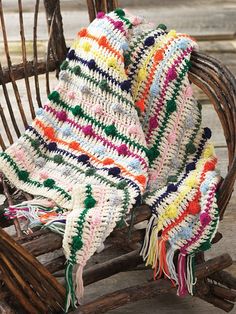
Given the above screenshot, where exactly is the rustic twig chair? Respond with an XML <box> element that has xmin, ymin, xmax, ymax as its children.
<box><xmin>0</xmin><ymin>1</ymin><xmax>236</xmax><ymax>313</ymax></box>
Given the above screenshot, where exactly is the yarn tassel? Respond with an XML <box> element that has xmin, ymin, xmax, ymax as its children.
<box><xmin>146</xmin><ymin>224</ymin><xmax>159</xmax><ymax>268</ymax></box>
<box><xmin>140</xmin><ymin>214</ymin><xmax>156</xmax><ymax>260</ymax></box>
<box><xmin>65</xmin><ymin>262</ymin><xmax>77</xmax><ymax>312</ymax></box>
<box><xmin>43</xmin><ymin>221</ymin><xmax>66</xmax><ymax>235</ymax></box>
<box><xmin>156</xmin><ymin>239</ymin><xmax>176</xmax><ymax>287</ymax></box>
<box><xmin>177</xmin><ymin>253</ymin><xmax>188</xmax><ymax>296</ymax></box>
<box><xmin>75</xmin><ymin>264</ymin><xmax>85</xmax><ymax>304</ymax></box>
<box><xmin>166</xmin><ymin>248</ymin><xmax>178</xmax><ymax>285</ymax></box>
<box><xmin>5</xmin><ymin>198</ymin><xmax>56</xmax><ymax>227</ymax></box>
<box><xmin>155</xmin><ymin>238</ymin><xmax>167</xmax><ymax>279</ymax></box>
<box><xmin>186</xmin><ymin>254</ymin><xmax>197</xmax><ymax>295</ymax></box>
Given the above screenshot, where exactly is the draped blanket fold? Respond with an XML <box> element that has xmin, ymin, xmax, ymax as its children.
<box><xmin>0</xmin><ymin>8</ymin><xmax>221</xmax><ymax>311</ymax></box>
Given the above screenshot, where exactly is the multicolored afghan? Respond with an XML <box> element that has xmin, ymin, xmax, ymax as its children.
<box><xmin>0</xmin><ymin>9</ymin><xmax>221</xmax><ymax>311</ymax></box>
<box><xmin>126</xmin><ymin>20</ymin><xmax>221</xmax><ymax>296</ymax></box>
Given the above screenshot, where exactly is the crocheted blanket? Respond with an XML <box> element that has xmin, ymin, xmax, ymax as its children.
<box><xmin>0</xmin><ymin>9</ymin><xmax>221</xmax><ymax>311</ymax></box>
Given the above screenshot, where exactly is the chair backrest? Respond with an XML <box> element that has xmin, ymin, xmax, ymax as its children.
<box><xmin>0</xmin><ymin>0</ymin><xmax>67</xmax><ymax>150</ymax></box>
<box><xmin>0</xmin><ymin>0</ymin><xmax>118</xmax><ymax>151</ymax></box>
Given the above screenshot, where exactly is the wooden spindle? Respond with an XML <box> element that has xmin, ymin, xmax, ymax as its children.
<box><xmin>18</xmin><ymin>0</ymin><xmax>36</xmax><ymax>120</ymax></box>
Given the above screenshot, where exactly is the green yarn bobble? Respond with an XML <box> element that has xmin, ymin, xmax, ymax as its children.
<box><xmin>167</xmin><ymin>175</ymin><xmax>178</xmax><ymax>183</ymax></box>
<box><xmin>31</xmin><ymin>139</ymin><xmax>40</xmax><ymax>149</ymax></box>
<box><xmin>147</xmin><ymin>147</ymin><xmax>160</xmax><ymax>161</ymax></box>
<box><xmin>166</xmin><ymin>99</ymin><xmax>176</xmax><ymax>114</ymax></box>
<box><xmin>48</xmin><ymin>90</ymin><xmax>60</xmax><ymax>102</ymax></box>
<box><xmin>60</xmin><ymin>60</ymin><xmax>69</xmax><ymax>71</ymax></box>
<box><xmin>99</xmin><ymin>79</ymin><xmax>109</xmax><ymax>91</ymax></box>
<box><xmin>197</xmin><ymin>101</ymin><xmax>202</xmax><ymax>111</ymax></box>
<box><xmin>114</xmin><ymin>8</ymin><xmax>125</xmax><ymax>17</ymax></box>
<box><xmin>43</xmin><ymin>178</ymin><xmax>55</xmax><ymax>188</ymax></box>
<box><xmin>72</xmin><ymin>237</ymin><xmax>83</xmax><ymax>251</ymax></box>
<box><xmin>72</xmin><ymin>65</ymin><xmax>81</xmax><ymax>75</ymax></box>
<box><xmin>117</xmin><ymin>180</ymin><xmax>127</xmax><ymax>189</ymax></box>
<box><xmin>84</xmin><ymin>195</ymin><xmax>96</xmax><ymax>208</ymax></box>
<box><xmin>85</xmin><ymin>168</ymin><xmax>96</xmax><ymax>176</ymax></box>
<box><xmin>72</xmin><ymin>105</ymin><xmax>83</xmax><ymax>117</ymax></box>
<box><xmin>53</xmin><ymin>155</ymin><xmax>63</xmax><ymax>164</ymax></box>
<box><xmin>186</xmin><ymin>142</ymin><xmax>196</xmax><ymax>154</ymax></box>
<box><xmin>18</xmin><ymin>170</ymin><xmax>29</xmax><ymax>182</ymax></box>
<box><xmin>124</xmin><ymin>53</ymin><xmax>131</xmax><ymax>67</ymax></box>
<box><xmin>157</xmin><ymin>23</ymin><xmax>167</xmax><ymax>31</ymax></box>
<box><xmin>104</xmin><ymin>124</ymin><xmax>117</xmax><ymax>136</ymax></box>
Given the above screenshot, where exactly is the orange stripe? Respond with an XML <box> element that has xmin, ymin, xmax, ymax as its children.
<box><xmin>78</xmin><ymin>28</ymin><xmax>123</xmax><ymax>61</ymax></box>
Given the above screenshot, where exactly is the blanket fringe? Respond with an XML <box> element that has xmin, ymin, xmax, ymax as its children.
<box><xmin>75</xmin><ymin>264</ymin><xmax>85</xmax><ymax>304</ymax></box>
<box><xmin>141</xmin><ymin>215</ymin><xmax>197</xmax><ymax>295</ymax></box>
<box><xmin>4</xmin><ymin>198</ymin><xmax>66</xmax><ymax>234</ymax></box>
<box><xmin>65</xmin><ymin>262</ymin><xmax>77</xmax><ymax>312</ymax></box>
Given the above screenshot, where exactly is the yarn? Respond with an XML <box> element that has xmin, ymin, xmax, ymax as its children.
<box><xmin>57</xmin><ymin>110</ymin><xmax>67</xmax><ymax>121</ymax></box>
<box><xmin>157</xmin><ymin>23</ymin><xmax>167</xmax><ymax>31</ymax></box>
<box><xmin>200</xmin><ymin>212</ymin><xmax>211</xmax><ymax>226</ymax></box>
<box><xmin>117</xmin><ymin>144</ymin><xmax>128</xmax><ymax>155</ymax></box>
<box><xmin>77</xmin><ymin>154</ymin><xmax>89</xmax><ymax>163</ymax></box>
<box><xmin>108</xmin><ymin>167</ymin><xmax>121</xmax><ymax>176</ymax></box>
<box><xmin>82</xmin><ymin>125</ymin><xmax>93</xmax><ymax>136</ymax></box>
<box><xmin>0</xmin><ymin>10</ymin><xmax>220</xmax><ymax>312</ymax></box>
<box><xmin>48</xmin><ymin>142</ymin><xmax>57</xmax><ymax>152</ymax></box>
<box><xmin>186</xmin><ymin>142</ymin><xmax>196</xmax><ymax>154</ymax></box>
<box><xmin>166</xmin><ymin>99</ymin><xmax>177</xmax><ymax>113</ymax></box>
<box><xmin>43</xmin><ymin>178</ymin><xmax>55</xmax><ymax>188</ymax></box>
<box><xmin>84</xmin><ymin>196</ymin><xmax>96</xmax><ymax>208</ymax></box>
<box><xmin>114</xmin><ymin>8</ymin><xmax>125</xmax><ymax>17</ymax></box>
<box><xmin>18</xmin><ymin>170</ymin><xmax>29</xmax><ymax>182</ymax></box>
<box><xmin>104</xmin><ymin>124</ymin><xmax>117</xmax><ymax>136</ymax></box>
<box><xmin>97</xmin><ymin>11</ymin><xmax>105</xmax><ymax>19</ymax></box>
<box><xmin>144</xmin><ymin>36</ymin><xmax>155</xmax><ymax>47</ymax></box>
<box><xmin>72</xmin><ymin>105</ymin><xmax>83</xmax><ymax>117</ymax></box>
<box><xmin>167</xmin><ymin>184</ymin><xmax>177</xmax><ymax>192</ymax></box>
<box><xmin>48</xmin><ymin>91</ymin><xmax>60</xmax><ymax>102</ymax></box>
<box><xmin>72</xmin><ymin>66</ymin><xmax>81</xmax><ymax>75</ymax></box>
<box><xmin>186</xmin><ymin>162</ymin><xmax>196</xmax><ymax>172</ymax></box>
<box><xmin>88</xmin><ymin>59</ymin><xmax>96</xmax><ymax>70</ymax></box>
<box><xmin>99</xmin><ymin>79</ymin><xmax>109</xmax><ymax>91</ymax></box>
<box><xmin>120</xmin><ymin>80</ymin><xmax>131</xmax><ymax>92</ymax></box>
<box><xmin>60</xmin><ymin>60</ymin><xmax>68</xmax><ymax>70</ymax></box>
<box><xmin>54</xmin><ymin>155</ymin><xmax>63</xmax><ymax>164</ymax></box>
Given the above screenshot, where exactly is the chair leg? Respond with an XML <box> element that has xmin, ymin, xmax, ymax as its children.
<box><xmin>0</xmin><ymin>227</ymin><xmax>65</xmax><ymax>313</ymax></box>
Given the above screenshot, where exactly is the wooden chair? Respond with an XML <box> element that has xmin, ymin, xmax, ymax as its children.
<box><xmin>0</xmin><ymin>1</ymin><xmax>236</xmax><ymax>313</ymax></box>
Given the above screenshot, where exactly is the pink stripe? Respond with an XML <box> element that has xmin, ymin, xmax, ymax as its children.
<box><xmin>177</xmin><ymin>253</ymin><xmax>188</xmax><ymax>296</ymax></box>
<box><xmin>105</xmin><ymin>16</ymin><xmax>127</xmax><ymax>34</ymax></box>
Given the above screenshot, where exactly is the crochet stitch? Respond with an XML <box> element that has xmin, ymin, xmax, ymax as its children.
<box><xmin>0</xmin><ymin>9</ymin><xmax>221</xmax><ymax>311</ymax></box>
<box><xmin>125</xmin><ymin>20</ymin><xmax>221</xmax><ymax>296</ymax></box>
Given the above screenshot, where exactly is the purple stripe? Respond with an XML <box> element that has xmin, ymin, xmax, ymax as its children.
<box><xmin>105</xmin><ymin>15</ymin><xmax>127</xmax><ymax>34</ymax></box>
<box><xmin>147</xmin><ymin>47</ymin><xmax>193</xmax><ymax>144</ymax></box>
